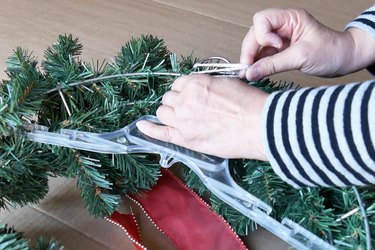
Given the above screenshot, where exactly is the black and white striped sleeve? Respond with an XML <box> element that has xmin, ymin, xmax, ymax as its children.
<box><xmin>346</xmin><ymin>4</ymin><xmax>375</xmax><ymax>74</ymax></box>
<box><xmin>346</xmin><ymin>4</ymin><xmax>375</xmax><ymax>38</ymax></box>
<box><xmin>262</xmin><ymin>80</ymin><xmax>375</xmax><ymax>188</ymax></box>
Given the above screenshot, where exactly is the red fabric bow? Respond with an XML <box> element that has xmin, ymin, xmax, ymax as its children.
<box><xmin>109</xmin><ymin>169</ymin><xmax>247</xmax><ymax>250</ymax></box>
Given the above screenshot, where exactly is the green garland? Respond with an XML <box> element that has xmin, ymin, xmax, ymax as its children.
<box><xmin>0</xmin><ymin>34</ymin><xmax>373</xmax><ymax>249</ymax></box>
<box><xmin>0</xmin><ymin>224</ymin><xmax>62</xmax><ymax>250</ymax></box>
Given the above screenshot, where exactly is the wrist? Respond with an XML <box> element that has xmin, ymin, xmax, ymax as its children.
<box><xmin>343</xmin><ymin>28</ymin><xmax>375</xmax><ymax>74</ymax></box>
<box><xmin>246</xmin><ymin>89</ymin><xmax>269</xmax><ymax>161</ymax></box>
<box><xmin>257</xmin><ymin>92</ymin><xmax>269</xmax><ymax>161</ymax></box>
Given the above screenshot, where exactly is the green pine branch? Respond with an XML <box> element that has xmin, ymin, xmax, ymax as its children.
<box><xmin>0</xmin><ymin>33</ymin><xmax>373</xmax><ymax>249</ymax></box>
<box><xmin>0</xmin><ymin>135</ymin><xmax>50</xmax><ymax>209</ymax></box>
<box><xmin>0</xmin><ymin>224</ymin><xmax>63</xmax><ymax>250</ymax></box>
<box><xmin>210</xmin><ymin>195</ymin><xmax>256</xmax><ymax>235</ymax></box>
<box><xmin>34</xmin><ymin>237</ymin><xmax>63</xmax><ymax>250</ymax></box>
<box><xmin>0</xmin><ymin>224</ymin><xmax>28</xmax><ymax>250</ymax></box>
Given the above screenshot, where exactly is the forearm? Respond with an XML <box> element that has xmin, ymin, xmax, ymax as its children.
<box><xmin>345</xmin><ymin>4</ymin><xmax>375</xmax><ymax>74</ymax></box>
<box><xmin>262</xmin><ymin>80</ymin><xmax>375</xmax><ymax>188</ymax></box>
<box><xmin>346</xmin><ymin>4</ymin><xmax>375</xmax><ymax>39</ymax></box>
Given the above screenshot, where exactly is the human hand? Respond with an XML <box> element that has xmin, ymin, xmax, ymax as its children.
<box><xmin>136</xmin><ymin>75</ymin><xmax>269</xmax><ymax>161</ymax></box>
<box><xmin>240</xmin><ymin>8</ymin><xmax>374</xmax><ymax>80</ymax></box>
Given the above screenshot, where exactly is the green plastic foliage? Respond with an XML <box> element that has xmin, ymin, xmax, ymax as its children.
<box><xmin>0</xmin><ymin>135</ymin><xmax>50</xmax><ymax>209</ymax></box>
<box><xmin>0</xmin><ymin>224</ymin><xmax>29</xmax><ymax>250</ymax></box>
<box><xmin>34</xmin><ymin>237</ymin><xmax>63</xmax><ymax>250</ymax></box>
<box><xmin>114</xmin><ymin>34</ymin><xmax>171</xmax><ymax>72</ymax></box>
<box><xmin>0</xmin><ymin>34</ymin><xmax>177</xmax><ymax>218</ymax></box>
<box><xmin>0</xmin><ymin>48</ymin><xmax>49</xmax><ymax>136</ymax></box>
<box><xmin>0</xmin><ymin>34</ymin><xmax>373</xmax><ymax>249</ymax></box>
<box><xmin>0</xmin><ymin>224</ymin><xmax>63</xmax><ymax>250</ymax></box>
<box><xmin>43</xmin><ymin>34</ymin><xmax>87</xmax><ymax>84</ymax></box>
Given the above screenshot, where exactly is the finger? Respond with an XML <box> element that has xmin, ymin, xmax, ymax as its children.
<box><xmin>162</xmin><ymin>90</ymin><xmax>180</xmax><ymax>107</ymax></box>
<box><xmin>252</xmin><ymin>9</ymin><xmax>286</xmax><ymax>48</ymax></box>
<box><xmin>255</xmin><ymin>46</ymin><xmax>279</xmax><ymax>61</ymax></box>
<box><xmin>172</xmin><ymin>74</ymin><xmax>211</xmax><ymax>91</ymax></box>
<box><xmin>241</xmin><ymin>8</ymin><xmax>295</xmax><ymax>69</ymax></box>
<box><xmin>245</xmin><ymin>46</ymin><xmax>301</xmax><ymax>80</ymax></box>
<box><xmin>156</xmin><ymin>105</ymin><xmax>176</xmax><ymax>127</ymax></box>
<box><xmin>136</xmin><ymin>120</ymin><xmax>185</xmax><ymax>146</ymax></box>
<box><xmin>255</xmin><ymin>37</ymin><xmax>290</xmax><ymax>60</ymax></box>
<box><xmin>240</xmin><ymin>26</ymin><xmax>259</xmax><ymax>66</ymax></box>
<box><xmin>240</xmin><ymin>27</ymin><xmax>260</xmax><ymax>78</ymax></box>
<box><xmin>171</xmin><ymin>75</ymin><xmax>191</xmax><ymax>92</ymax></box>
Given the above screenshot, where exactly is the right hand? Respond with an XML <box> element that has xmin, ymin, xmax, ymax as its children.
<box><xmin>240</xmin><ymin>8</ymin><xmax>375</xmax><ymax>80</ymax></box>
<box><xmin>137</xmin><ymin>75</ymin><xmax>269</xmax><ymax>161</ymax></box>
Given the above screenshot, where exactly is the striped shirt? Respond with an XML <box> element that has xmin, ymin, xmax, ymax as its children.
<box><xmin>263</xmin><ymin>6</ymin><xmax>375</xmax><ymax>188</ymax></box>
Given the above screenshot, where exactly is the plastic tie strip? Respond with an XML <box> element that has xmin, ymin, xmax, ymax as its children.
<box><xmin>25</xmin><ymin>115</ymin><xmax>337</xmax><ymax>250</ymax></box>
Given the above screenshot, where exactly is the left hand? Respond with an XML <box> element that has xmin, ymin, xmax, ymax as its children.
<box><xmin>136</xmin><ymin>75</ymin><xmax>269</xmax><ymax>160</ymax></box>
<box><xmin>239</xmin><ymin>8</ymin><xmax>372</xmax><ymax>80</ymax></box>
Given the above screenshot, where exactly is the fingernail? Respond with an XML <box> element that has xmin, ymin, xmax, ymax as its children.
<box><xmin>250</xmin><ymin>66</ymin><xmax>261</xmax><ymax>80</ymax></box>
<box><xmin>136</xmin><ymin>121</ymin><xmax>147</xmax><ymax>132</ymax></box>
<box><xmin>239</xmin><ymin>69</ymin><xmax>246</xmax><ymax>78</ymax></box>
<box><xmin>267</xmin><ymin>34</ymin><xmax>282</xmax><ymax>49</ymax></box>
<box><xmin>271</xmin><ymin>40</ymin><xmax>282</xmax><ymax>49</ymax></box>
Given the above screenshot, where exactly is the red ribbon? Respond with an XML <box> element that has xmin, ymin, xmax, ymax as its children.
<box><xmin>110</xmin><ymin>169</ymin><xmax>247</xmax><ymax>250</ymax></box>
<box><xmin>108</xmin><ymin>211</ymin><xmax>145</xmax><ymax>250</ymax></box>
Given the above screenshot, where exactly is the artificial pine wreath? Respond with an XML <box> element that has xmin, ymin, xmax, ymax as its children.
<box><xmin>0</xmin><ymin>34</ymin><xmax>374</xmax><ymax>249</ymax></box>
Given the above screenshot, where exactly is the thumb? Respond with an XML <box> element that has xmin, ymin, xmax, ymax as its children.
<box><xmin>257</xmin><ymin>31</ymin><xmax>283</xmax><ymax>49</ymax></box>
<box><xmin>245</xmin><ymin>46</ymin><xmax>301</xmax><ymax>80</ymax></box>
<box><xmin>252</xmin><ymin>8</ymin><xmax>290</xmax><ymax>49</ymax></box>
